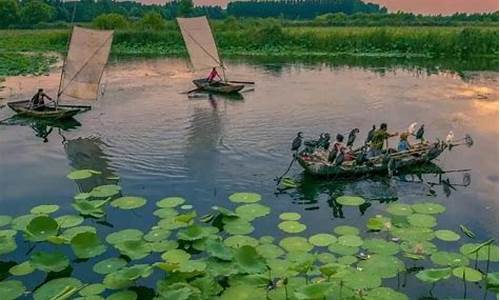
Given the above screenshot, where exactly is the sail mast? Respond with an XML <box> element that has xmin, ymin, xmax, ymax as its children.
<box><xmin>56</xmin><ymin>2</ymin><xmax>77</xmax><ymax>108</ymax></box>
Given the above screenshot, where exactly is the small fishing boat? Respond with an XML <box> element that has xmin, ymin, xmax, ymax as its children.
<box><xmin>8</xmin><ymin>100</ymin><xmax>90</xmax><ymax>120</ymax></box>
<box><xmin>192</xmin><ymin>79</ymin><xmax>244</xmax><ymax>94</ymax></box>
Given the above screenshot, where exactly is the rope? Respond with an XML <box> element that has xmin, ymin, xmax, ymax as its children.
<box><xmin>182</xmin><ymin>26</ymin><xmax>223</xmax><ymax>70</ymax></box>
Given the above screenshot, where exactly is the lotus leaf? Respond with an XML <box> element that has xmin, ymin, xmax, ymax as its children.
<box><xmin>61</xmin><ymin>225</ymin><xmax>96</xmax><ymax>240</ymax></box>
<box><xmin>338</xmin><ymin>255</ymin><xmax>357</xmax><ymax>265</ymax></box>
<box><xmin>367</xmin><ymin>215</ymin><xmax>392</xmax><ymax>231</ymax></box>
<box><xmin>106</xmin><ymin>229</ymin><xmax>143</xmax><ymax>244</ymax></box>
<box><xmin>55</xmin><ymin>215</ymin><xmax>84</xmax><ymax>228</ymax></box>
<box><xmin>177</xmin><ymin>259</ymin><xmax>207</xmax><ymax>273</ymax></box>
<box><xmin>74</xmin><ymin>193</ymin><xmax>91</xmax><ymax>200</ymax></box>
<box><xmin>317</xmin><ymin>252</ymin><xmax>337</xmax><ymax>264</ymax></box>
<box><xmin>343</xmin><ymin>270</ymin><xmax>382</xmax><ymax>289</ymax></box>
<box><xmin>177</xmin><ymin>224</ymin><xmax>211</xmax><ymax>240</ymax></box>
<box><xmin>487</xmin><ymin>272</ymin><xmax>499</xmax><ymax>291</ymax></box>
<box><xmin>365</xmin><ymin>287</ymin><xmax>409</xmax><ymax>300</ymax></box>
<box><xmin>235</xmin><ymin>203</ymin><xmax>270</xmax><ymax>220</ymax></box>
<box><xmin>0</xmin><ymin>235</ymin><xmax>17</xmax><ymax>255</ymax></box>
<box><xmin>435</xmin><ymin>229</ymin><xmax>461</xmax><ymax>241</ymax></box>
<box><xmin>107</xmin><ymin>290</ymin><xmax>137</xmax><ymax>300</ymax></box>
<box><xmin>9</xmin><ymin>261</ymin><xmax>34</xmax><ymax>276</ymax></box>
<box><xmin>33</xmin><ymin>277</ymin><xmax>82</xmax><ymax>300</ymax></box>
<box><xmin>460</xmin><ymin>243</ymin><xmax>499</xmax><ymax>261</ymax></box>
<box><xmin>151</xmin><ymin>240</ymin><xmax>179</xmax><ymax>252</ymax></box>
<box><xmin>115</xmin><ymin>240</ymin><xmax>151</xmax><ymax>260</ymax></box>
<box><xmin>401</xmin><ymin>241</ymin><xmax>437</xmax><ymax>256</ymax></box>
<box><xmin>411</xmin><ymin>202</ymin><xmax>446</xmax><ymax>214</ymax></box>
<box><xmin>224</xmin><ymin>235</ymin><xmax>259</xmax><ymax>248</ymax></box>
<box><xmin>416</xmin><ymin>268</ymin><xmax>451</xmax><ymax>283</ymax></box>
<box><xmin>334</xmin><ymin>225</ymin><xmax>360</xmax><ymax>236</ymax></box>
<box><xmin>79</xmin><ymin>283</ymin><xmax>105</xmax><ymax>296</ymax></box>
<box><xmin>223</xmin><ymin>219</ymin><xmax>255</xmax><ymax>235</ymax></box>
<box><xmin>336</xmin><ymin>195</ymin><xmax>365</xmax><ymax>206</ymax></box>
<box><xmin>452</xmin><ymin>267</ymin><xmax>483</xmax><ymax>282</ymax></box>
<box><xmin>212</xmin><ymin>206</ymin><xmax>239</xmax><ymax>217</ymax></box>
<box><xmin>67</xmin><ymin>169</ymin><xmax>95</xmax><ymax>180</ymax></box>
<box><xmin>111</xmin><ymin>196</ymin><xmax>146</xmax><ymax>210</ymax></box>
<box><xmin>431</xmin><ymin>251</ymin><xmax>469</xmax><ymax>267</ymax></box>
<box><xmin>0</xmin><ymin>280</ymin><xmax>26</xmax><ymax>300</ymax></box>
<box><xmin>153</xmin><ymin>208</ymin><xmax>179</xmax><ymax>218</ymax></box>
<box><xmin>279</xmin><ymin>212</ymin><xmax>301</xmax><ymax>221</ymax></box>
<box><xmin>90</xmin><ymin>184</ymin><xmax>121</xmax><ymax>198</ymax></box>
<box><xmin>72</xmin><ymin>200</ymin><xmax>106</xmax><ymax>218</ymax></box>
<box><xmin>26</xmin><ymin>215</ymin><xmax>58</xmax><ymax>241</ymax></box>
<box><xmin>362</xmin><ymin>239</ymin><xmax>400</xmax><ymax>255</ymax></box>
<box><xmin>328</xmin><ymin>243</ymin><xmax>359</xmax><ymax>256</ymax></box>
<box><xmin>93</xmin><ymin>258</ymin><xmax>127</xmax><ymax>274</ymax></box>
<box><xmin>308</xmin><ymin>233</ymin><xmax>337</xmax><ymax>247</ymax></box>
<box><xmin>205</xmin><ymin>239</ymin><xmax>233</xmax><ymax>261</ymax></box>
<box><xmin>256</xmin><ymin>243</ymin><xmax>284</xmax><ymax>259</ymax></box>
<box><xmin>391</xmin><ymin>226</ymin><xmax>435</xmax><ymax>242</ymax></box>
<box><xmin>338</xmin><ymin>235</ymin><xmax>363</xmax><ymax>247</ymax></box>
<box><xmin>157</xmin><ymin>197</ymin><xmax>186</xmax><ymax>208</ymax></box>
<box><xmin>30</xmin><ymin>251</ymin><xmax>69</xmax><ymax>272</ymax></box>
<box><xmin>103</xmin><ymin>264</ymin><xmax>152</xmax><ymax>289</ymax></box>
<box><xmin>0</xmin><ymin>215</ymin><xmax>12</xmax><ymax>227</ymax></box>
<box><xmin>294</xmin><ymin>282</ymin><xmax>333</xmax><ymax>300</ymax></box>
<box><xmin>234</xmin><ymin>245</ymin><xmax>267</xmax><ymax>274</ymax></box>
<box><xmin>229</xmin><ymin>192</ymin><xmax>262</xmax><ymax>203</ymax></box>
<box><xmin>407</xmin><ymin>213</ymin><xmax>437</xmax><ymax>228</ymax></box>
<box><xmin>358</xmin><ymin>254</ymin><xmax>405</xmax><ymax>278</ymax></box>
<box><xmin>30</xmin><ymin>204</ymin><xmax>59</xmax><ymax>214</ymax></box>
<box><xmin>71</xmin><ymin>231</ymin><xmax>107</xmax><ymax>259</ymax></box>
<box><xmin>11</xmin><ymin>214</ymin><xmax>35</xmax><ymax>231</ymax></box>
<box><xmin>259</xmin><ymin>236</ymin><xmax>274</xmax><ymax>244</ymax></box>
<box><xmin>191</xmin><ymin>276</ymin><xmax>223</xmax><ymax>298</ymax></box>
<box><xmin>386</xmin><ymin>203</ymin><xmax>413</xmax><ymax>216</ymax></box>
<box><xmin>278</xmin><ymin>221</ymin><xmax>307</xmax><ymax>233</ymax></box>
<box><xmin>219</xmin><ymin>284</ymin><xmax>266</xmax><ymax>300</ymax></box>
<box><xmin>144</xmin><ymin>228</ymin><xmax>170</xmax><ymax>242</ymax></box>
<box><xmin>162</xmin><ymin>249</ymin><xmax>191</xmax><ymax>263</ymax></box>
<box><xmin>279</xmin><ymin>237</ymin><xmax>313</xmax><ymax>253</ymax></box>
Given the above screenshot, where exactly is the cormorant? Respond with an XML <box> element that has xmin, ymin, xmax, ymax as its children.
<box><xmin>334</xmin><ymin>151</ymin><xmax>344</xmax><ymax>166</ymax></box>
<box><xmin>365</xmin><ymin>125</ymin><xmax>376</xmax><ymax>144</ymax></box>
<box><xmin>347</xmin><ymin>128</ymin><xmax>359</xmax><ymax>148</ymax></box>
<box><xmin>291</xmin><ymin>132</ymin><xmax>303</xmax><ymax>152</ymax></box>
<box><xmin>415</xmin><ymin>124</ymin><xmax>425</xmax><ymax>141</ymax></box>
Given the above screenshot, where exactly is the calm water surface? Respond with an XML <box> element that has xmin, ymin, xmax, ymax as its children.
<box><xmin>0</xmin><ymin>58</ymin><xmax>498</xmax><ymax>299</ymax></box>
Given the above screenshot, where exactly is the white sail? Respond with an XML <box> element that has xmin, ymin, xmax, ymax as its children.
<box><xmin>177</xmin><ymin>16</ymin><xmax>222</xmax><ymax>71</ymax></box>
<box><xmin>59</xmin><ymin>26</ymin><xmax>113</xmax><ymax>101</ymax></box>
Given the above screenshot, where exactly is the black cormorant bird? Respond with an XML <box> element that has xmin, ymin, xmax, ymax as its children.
<box><xmin>415</xmin><ymin>124</ymin><xmax>425</xmax><ymax>141</ymax></box>
<box><xmin>365</xmin><ymin>125</ymin><xmax>376</xmax><ymax>145</ymax></box>
<box><xmin>334</xmin><ymin>151</ymin><xmax>344</xmax><ymax>166</ymax></box>
<box><xmin>347</xmin><ymin>128</ymin><xmax>359</xmax><ymax>148</ymax></box>
<box><xmin>291</xmin><ymin>132</ymin><xmax>303</xmax><ymax>152</ymax></box>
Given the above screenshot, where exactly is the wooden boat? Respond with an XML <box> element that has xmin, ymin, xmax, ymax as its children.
<box><xmin>296</xmin><ymin>141</ymin><xmax>447</xmax><ymax>178</ymax></box>
<box><xmin>7</xmin><ymin>100</ymin><xmax>90</xmax><ymax>120</ymax></box>
<box><xmin>193</xmin><ymin>79</ymin><xmax>244</xmax><ymax>94</ymax></box>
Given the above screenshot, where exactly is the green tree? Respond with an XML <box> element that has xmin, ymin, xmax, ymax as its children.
<box><xmin>20</xmin><ymin>0</ymin><xmax>55</xmax><ymax>25</ymax></box>
<box><xmin>0</xmin><ymin>0</ymin><xmax>19</xmax><ymax>28</ymax></box>
<box><xmin>137</xmin><ymin>11</ymin><xmax>166</xmax><ymax>31</ymax></box>
<box><xmin>92</xmin><ymin>13</ymin><xmax>129</xmax><ymax>29</ymax></box>
<box><xmin>178</xmin><ymin>0</ymin><xmax>193</xmax><ymax>17</ymax></box>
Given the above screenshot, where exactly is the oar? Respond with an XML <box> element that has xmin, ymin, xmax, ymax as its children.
<box><xmin>180</xmin><ymin>88</ymin><xmax>202</xmax><ymax>95</ymax></box>
<box><xmin>228</xmin><ymin>80</ymin><xmax>255</xmax><ymax>85</ymax></box>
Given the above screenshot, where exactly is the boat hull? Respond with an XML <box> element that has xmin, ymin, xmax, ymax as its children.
<box><xmin>7</xmin><ymin>100</ymin><xmax>91</xmax><ymax>120</ymax></box>
<box><xmin>193</xmin><ymin>79</ymin><xmax>244</xmax><ymax>94</ymax></box>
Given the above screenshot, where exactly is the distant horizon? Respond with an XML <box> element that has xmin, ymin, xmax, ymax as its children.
<box><xmin>138</xmin><ymin>0</ymin><xmax>498</xmax><ymax>15</ymax></box>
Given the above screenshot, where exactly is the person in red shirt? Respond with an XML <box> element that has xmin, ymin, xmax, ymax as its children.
<box><xmin>207</xmin><ymin>67</ymin><xmax>222</xmax><ymax>83</ymax></box>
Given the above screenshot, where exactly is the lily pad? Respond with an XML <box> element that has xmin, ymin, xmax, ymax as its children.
<box><xmin>435</xmin><ymin>229</ymin><xmax>460</xmax><ymax>241</ymax></box>
<box><xmin>33</xmin><ymin>277</ymin><xmax>82</xmax><ymax>300</ymax></box>
<box><xmin>411</xmin><ymin>202</ymin><xmax>446</xmax><ymax>214</ymax></box>
<box><xmin>144</xmin><ymin>228</ymin><xmax>171</xmax><ymax>242</ymax></box>
<box><xmin>61</xmin><ymin>225</ymin><xmax>96</xmax><ymax>240</ymax></box>
<box><xmin>334</xmin><ymin>225</ymin><xmax>360</xmax><ymax>236</ymax></box>
<box><xmin>362</xmin><ymin>239</ymin><xmax>400</xmax><ymax>255</ymax></box>
<box><xmin>386</xmin><ymin>203</ymin><xmax>413</xmax><ymax>216</ymax></box>
<box><xmin>309</xmin><ymin>233</ymin><xmax>337</xmax><ymax>247</ymax></box>
<box><xmin>328</xmin><ymin>243</ymin><xmax>359</xmax><ymax>256</ymax></box>
<box><xmin>358</xmin><ymin>254</ymin><xmax>405</xmax><ymax>279</ymax></box>
<box><xmin>205</xmin><ymin>239</ymin><xmax>233</xmax><ymax>261</ymax></box>
<box><xmin>106</xmin><ymin>229</ymin><xmax>143</xmax><ymax>245</ymax></box>
<box><xmin>279</xmin><ymin>237</ymin><xmax>313</xmax><ymax>253</ymax></box>
<box><xmin>115</xmin><ymin>240</ymin><xmax>151</xmax><ymax>260</ymax></box>
<box><xmin>235</xmin><ymin>245</ymin><xmax>267</xmax><ymax>274</ymax></box>
<box><xmin>431</xmin><ymin>251</ymin><xmax>469</xmax><ymax>267</ymax></box>
<box><xmin>90</xmin><ymin>184</ymin><xmax>121</xmax><ymax>198</ymax></box>
<box><xmin>111</xmin><ymin>196</ymin><xmax>147</xmax><ymax>210</ymax></box>
<box><xmin>71</xmin><ymin>231</ymin><xmax>107</xmax><ymax>259</ymax></box>
<box><xmin>452</xmin><ymin>267</ymin><xmax>483</xmax><ymax>282</ymax></box>
<box><xmin>0</xmin><ymin>280</ymin><xmax>26</xmax><ymax>300</ymax></box>
<box><xmin>103</xmin><ymin>264</ymin><xmax>152</xmax><ymax>289</ymax></box>
<box><xmin>336</xmin><ymin>195</ymin><xmax>365</xmax><ymax>206</ymax></box>
<box><xmin>177</xmin><ymin>224</ymin><xmax>211</xmax><ymax>241</ymax></box>
<box><xmin>391</xmin><ymin>226</ymin><xmax>435</xmax><ymax>242</ymax></box>
<box><xmin>153</xmin><ymin>208</ymin><xmax>178</xmax><ymax>219</ymax></box>
<box><xmin>79</xmin><ymin>283</ymin><xmax>105</xmax><ymax>296</ymax></box>
<box><xmin>11</xmin><ymin>214</ymin><xmax>35</xmax><ymax>231</ymax></box>
<box><xmin>26</xmin><ymin>215</ymin><xmax>59</xmax><ymax>241</ymax></box>
<box><xmin>162</xmin><ymin>249</ymin><xmax>191</xmax><ymax>263</ymax></box>
<box><xmin>407</xmin><ymin>214</ymin><xmax>437</xmax><ymax>228</ymax></box>
<box><xmin>220</xmin><ymin>285</ymin><xmax>266</xmax><ymax>300</ymax></box>
<box><xmin>224</xmin><ymin>235</ymin><xmax>259</xmax><ymax>248</ymax></box>
<box><xmin>93</xmin><ymin>258</ymin><xmax>127</xmax><ymax>274</ymax></box>
<box><xmin>343</xmin><ymin>270</ymin><xmax>381</xmax><ymax>289</ymax></box>
<box><xmin>365</xmin><ymin>287</ymin><xmax>409</xmax><ymax>300</ymax></box>
<box><xmin>107</xmin><ymin>290</ymin><xmax>137</xmax><ymax>300</ymax></box>
<box><xmin>278</xmin><ymin>221</ymin><xmax>306</xmax><ymax>233</ymax></box>
<box><xmin>157</xmin><ymin>197</ymin><xmax>185</xmax><ymax>208</ymax></box>
<box><xmin>229</xmin><ymin>192</ymin><xmax>262</xmax><ymax>203</ymax></box>
<box><xmin>224</xmin><ymin>219</ymin><xmax>255</xmax><ymax>235</ymax></box>
<box><xmin>367</xmin><ymin>215</ymin><xmax>392</xmax><ymax>231</ymax></box>
<box><xmin>294</xmin><ymin>282</ymin><xmax>332</xmax><ymax>300</ymax></box>
<box><xmin>55</xmin><ymin>215</ymin><xmax>84</xmax><ymax>229</ymax></box>
<box><xmin>30</xmin><ymin>204</ymin><xmax>60</xmax><ymax>214</ymax></box>
<box><xmin>235</xmin><ymin>204</ymin><xmax>270</xmax><ymax>220</ymax></box>
<box><xmin>30</xmin><ymin>251</ymin><xmax>69</xmax><ymax>272</ymax></box>
<box><xmin>0</xmin><ymin>215</ymin><xmax>12</xmax><ymax>227</ymax></box>
<box><xmin>338</xmin><ymin>235</ymin><xmax>363</xmax><ymax>247</ymax></box>
<box><xmin>279</xmin><ymin>212</ymin><xmax>301</xmax><ymax>221</ymax></box>
<box><xmin>416</xmin><ymin>268</ymin><xmax>451</xmax><ymax>283</ymax></box>
<box><xmin>460</xmin><ymin>243</ymin><xmax>499</xmax><ymax>261</ymax></box>
<box><xmin>256</xmin><ymin>243</ymin><xmax>285</xmax><ymax>259</ymax></box>
<box><xmin>9</xmin><ymin>261</ymin><xmax>34</xmax><ymax>276</ymax></box>
<box><xmin>67</xmin><ymin>169</ymin><xmax>94</xmax><ymax>180</ymax></box>
<box><xmin>338</xmin><ymin>255</ymin><xmax>357</xmax><ymax>265</ymax></box>
<box><xmin>401</xmin><ymin>241</ymin><xmax>437</xmax><ymax>256</ymax></box>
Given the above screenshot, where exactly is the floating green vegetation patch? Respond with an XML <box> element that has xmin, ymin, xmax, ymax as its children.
<box><xmin>0</xmin><ymin>182</ymin><xmax>498</xmax><ymax>300</ymax></box>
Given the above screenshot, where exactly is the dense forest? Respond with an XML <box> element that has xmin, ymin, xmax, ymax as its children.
<box><xmin>0</xmin><ymin>0</ymin><xmax>497</xmax><ymax>29</ymax></box>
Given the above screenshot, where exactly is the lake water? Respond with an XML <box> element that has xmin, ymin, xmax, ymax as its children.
<box><xmin>0</xmin><ymin>58</ymin><xmax>498</xmax><ymax>299</ymax></box>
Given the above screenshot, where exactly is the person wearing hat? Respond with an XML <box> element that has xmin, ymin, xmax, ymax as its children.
<box><xmin>398</xmin><ymin>132</ymin><xmax>411</xmax><ymax>152</ymax></box>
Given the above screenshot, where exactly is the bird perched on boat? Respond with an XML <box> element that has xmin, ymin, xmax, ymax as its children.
<box><xmin>446</xmin><ymin>131</ymin><xmax>455</xmax><ymax>144</ymax></box>
<box><xmin>318</xmin><ymin>133</ymin><xmax>331</xmax><ymax>150</ymax></box>
<box><xmin>415</xmin><ymin>124</ymin><xmax>425</xmax><ymax>142</ymax></box>
<box><xmin>291</xmin><ymin>132</ymin><xmax>303</xmax><ymax>152</ymax></box>
<box><xmin>408</xmin><ymin>122</ymin><xmax>418</xmax><ymax>135</ymax></box>
<box><xmin>347</xmin><ymin>128</ymin><xmax>359</xmax><ymax>148</ymax></box>
<box><xmin>365</xmin><ymin>125</ymin><xmax>376</xmax><ymax>145</ymax></box>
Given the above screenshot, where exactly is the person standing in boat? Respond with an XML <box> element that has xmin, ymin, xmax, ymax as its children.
<box><xmin>30</xmin><ymin>88</ymin><xmax>53</xmax><ymax>111</ymax></box>
<box><xmin>207</xmin><ymin>67</ymin><xmax>222</xmax><ymax>83</ymax></box>
<box><xmin>368</xmin><ymin>123</ymin><xmax>398</xmax><ymax>157</ymax></box>
<box><xmin>332</xmin><ymin>134</ymin><xmax>354</xmax><ymax>161</ymax></box>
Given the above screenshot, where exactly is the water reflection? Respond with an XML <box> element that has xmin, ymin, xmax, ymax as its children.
<box><xmin>0</xmin><ymin>116</ymin><xmax>81</xmax><ymax>142</ymax></box>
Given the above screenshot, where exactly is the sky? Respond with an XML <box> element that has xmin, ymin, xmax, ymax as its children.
<box><xmin>138</xmin><ymin>0</ymin><xmax>499</xmax><ymax>14</ymax></box>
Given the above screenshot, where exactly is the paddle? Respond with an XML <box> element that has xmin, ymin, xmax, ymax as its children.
<box><xmin>228</xmin><ymin>80</ymin><xmax>255</xmax><ymax>85</ymax></box>
<box><xmin>180</xmin><ymin>88</ymin><xmax>202</xmax><ymax>95</ymax></box>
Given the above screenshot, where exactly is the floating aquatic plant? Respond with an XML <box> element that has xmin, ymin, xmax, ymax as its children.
<box><xmin>335</xmin><ymin>195</ymin><xmax>365</xmax><ymax>206</ymax></box>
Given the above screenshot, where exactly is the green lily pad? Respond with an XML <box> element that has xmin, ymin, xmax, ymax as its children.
<box><xmin>30</xmin><ymin>251</ymin><xmax>69</xmax><ymax>272</ymax></box>
<box><xmin>431</xmin><ymin>251</ymin><xmax>470</xmax><ymax>267</ymax></box>
<box><xmin>30</xmin><ymin>204</ymin><xmax>60</xmax><ymax>214</ymax></box>
<box><xmin>259</xmin><ymin>236</ymin><xmax>274</xmax><ymax>244</ymax></box>
<box><xmin>0</xmin><ymin>235</ymin><xmax>17</xmax><ymax>255</ymax></box>
<box><xmin>177</xmin><ymin>224</ymin><xmax>211</xmax><ymax>241</ymax></box>
<box><xmin>328</xmin><ymin>243</ymin><xmax>359</xmax><ymax>256</ymax></box>
<box><xmin>90</xmin><ymin>184</ymin><xmax>121</xmax><ymax>198</ymax></box>
<box><xmin>103</xmin><ymin>264</ymin><xmax>152</xmax><ymax>289</ymax></box>
<box><xmin>334</xmin><ymin>225</ymin><xmax>360</xmax><ymax>236</ymax></box>
<box><xmin>367</xmin><ymin>215</ymin><xmax>392</xmax><ymax>231</ymax></box>
<box><xmin>416</xmin><ymin>268</ymin><xmax>451</xmax><ymax>283</ymax></box>
<box><xmin>106</xmin><ymin>229</ymin><xmax>143</xmax><ymax>244</ymax></box>
<box><xmin>61</xmin><ymin>225</ymin><xmax>96</xmax><ymax>240</ymax></box>
<box><xmin>144</xmin><ymin>228</ymin><xmax>171</xmax><ymax>242</ymax></box>
<box><xmin>362</xmin><ymin>238</ymin><xmax>400</xmax><ymax>255</ymax></box>
<box><xmin>72</xmin><ymin>200</ymin><xmax>106</xmax><ymax>218</ymax></box>
<box><xmin>365</xmin><ymin>287</ymin><xmax>409</xmax><ymax>300</ymax></box>
<box><xmin>111</xmin><ymin>196</ymin><xmax>147</xmax><ymax>210</ymax></box>
<box><xmin>33</xmin><ymin>277</ymin><xmax>82</xmax><ymax>300</ymax></box>
<box><xmin>162</xmin><ymin>249</ymin><xmax>191</xmax><ymax>263</ymax></box>
<box><xmin>151</xmin><ymin>240</ymin><xmax>178</xmax><ymax>252</ymax></box>
<box><xmin>205</xmin><ymin>239</ymin><xmax>233</xmax><ymax>261</ymax></box>
<box><xmin>386</xmin><ymin>203</ymin><xmax>413</xmax><ymax>216</ymax></box>
<box><xmin>55</xmin><ymin>215</ymin><xmax>84</xmax><ymax>228</ymax></box>
<box><xmin>11</xmin><ymin>214</ymin><xmax>35</xmax><ymax>231</ymax></box>
<box><xmin>343</xmin><ymin>270</ymin><xmax>381</xmax><ymax>289</ymax></box>
<box><xmin>401</xmin><ymin>240</ymin><xmax>437</xmax><ymax>256</ymax></box>
<box><xmin>235</xmin><ymin>203</ymin><xmax>270</xmax><ymax>220</ymax></box>
<box><xmin>93</xmin><ymin>258</ymin><xmax>127</xmax><ymax>274</ymax></box>
<box><xmin>460</xmin><ymin>243</ymin><xmax>499</xmax><ymax>261</ymax></box>
<box><xmin>71</xmin><ymin>232</ymin><xmax>107</xmax><ymax>259</ymax></box>
<box><xmin>107</xmin><ymin>290</ymin><xmax>137</xmax><ymax>300</ymax></box>
<box><xmin>279</xmin><ymin>212</ymin><xmax>301</xmax><ymax>221</ymax></box>
<box><xmin>338</xmin><ymin>255</ymin><xmax>357</xmax><ymax>265</ymax></box>
<box><xmin>452</xmin><ymin>267</ymin><xmax>483</xmax><ymax>282</ymax></box>
<box><xmin>278</xmin><ymin>221</ymin><xmax>306</xmax><ymax>233</ymax></box>
<box><xmin>157</xmin><ymin>197</ymin><xmax>185</xmax><ymax>208</ymax></box>
<box><xmin>279</xmin><ymin>237</ymin><xmax>313</xmax><ymax>253</ymax></box>
<box><xmin>224</xmin><ymin>235</ymin><xmax>259</xmax><ymax>248</ymax></box>
<box><xmin>74</xmin><ymin>193</ymin><xmax>91</xmax><ymax>200</ymax></box>
<box><xmin>435</xmin><ymin>229</ymin><xmax>461</xmax><ymax>241</ymax></box>
<box><xmin>407</xmin><ymin>213</ymin><xmax>437</xmax><ymax>228</ymax></box>
<box><xmin>229</xmin><ymin>192</ymin><xmax>262</xmax><ymax>203</ymax></box>
<box><xmin>256</xmin><ymin>243</ymin><xmax>285</xmax><ymax>259</ymax></box>
<box><xmin>67</xmin><ymin>169</ymin><xmax>94</xmax><ymax>180</ymax></box>
<box><xmin>318</xmin><ymin>253</ymin><xmax>337</xmax><ymax>264</ymax></box>
<box><xmin>235</xmin><ymin>245</ymin><xmax>267</xmax><ymax>274</ymax></box>
<box><xmin>358</xmin><ymin>254</ymin><xmax>405</xmax><ymax>278</ymax></box>
<box><xmin>224</xmin><ymin>219</ymin><xmax>255</xmax><ymax>235</ymax></box>
<box><xmin>391</xmin><ymin>226</ymin><xmax>435</xmax><ymax>242</ymax></box>
<box><xmin>294</xmin><ymin>282</ymin><xmax>332</xmax><ymax>300</ymax></box>
<box><xmin>79</xmin><ymin>283</ymin><xmax>106</xmax><ymax>296</ymax></box>
<box><xmin>0</xmin><ymin>280</ymin><xmax>26</xmax><ymax>300</ymax></box>
<box><xmin>309</xmin><ymin>233</ymin><xmax>337</xmax><ymax>247</ymax></box>
<box><xmin>411</xmin><ymin>202</ymin><xmax>446</xmax><ymax>214</ymax></box>
<box><xmin>220</xmin><ymin>285</ymin><xmax>266</xmax><ymax>300</ymax></box>
<box><xmin>0</xmin><ymin>215</ymin><xmax>12</xmax><ymax>227</ymax></box>
<box><xmin>338</xmin><ymin>235</ymin><xmax>363</xmax><ymax>247</ymax></box>
<box><xmin>115</xmin><ymin>240</ymin><xmax>151</xmax><ymax>260</ymax></box>
<box><xmin>26</xmin><ymin>215</ymin><xmax>59</xmax><ymax>241</ymax></box>
<box><xmin>9</xmin><ymin>261</ymin><xmax>34</xmax><ymax>276</ymax></box>
<box><xmin>336</xmin><ymin>195</ymin><xmax>365</xmax><ymax>206</ymax></box>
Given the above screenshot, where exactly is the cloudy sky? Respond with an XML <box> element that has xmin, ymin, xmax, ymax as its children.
<box><xmin>139</xmin><ymin>0</ymin><xmax>498</xmax><ymax>14</ymax></box>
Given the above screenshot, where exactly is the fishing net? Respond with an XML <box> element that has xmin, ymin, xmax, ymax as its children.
<box><xmin>177</xmin><ymin>17</ymin><xmax>222</xmax><ymax>71</ymax></box>
<box><xmin>60</xmin><ymin>27</ymin><xmax>113</xmax><ymax>100</ymax></box>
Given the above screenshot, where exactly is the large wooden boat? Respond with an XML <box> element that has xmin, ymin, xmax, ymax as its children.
<box><xmin>296</xmin><ymin>142</ymin><xmax>447</xmax><ymax>178</ymax></box>
<box><xmin>192</xmin><ymin>79</ymin><xmax>244</xmax><ymax>94</ymax></box>
<box><xmin>7</xmin><ymin>100</ymin><xmax>90</xmax><ymax>120</ymax></box>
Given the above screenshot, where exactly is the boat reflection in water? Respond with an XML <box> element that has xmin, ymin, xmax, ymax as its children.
<box><xmin>0</xmin><ymin>115</ymin><xmax>81</xmax><ymax>142</ymax></box>
<box><xmin>280</xmin><ymin>163</ymin><xmax>472</xmax><ymax>218</ymax></box>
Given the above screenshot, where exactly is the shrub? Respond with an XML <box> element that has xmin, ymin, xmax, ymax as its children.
<box><xmin>93</xmin><ymin>13</ymin><xmax>129</xmax><ymax>30</ymax></box>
